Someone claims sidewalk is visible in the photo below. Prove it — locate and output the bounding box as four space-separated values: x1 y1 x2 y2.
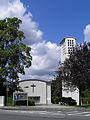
0 104 89 111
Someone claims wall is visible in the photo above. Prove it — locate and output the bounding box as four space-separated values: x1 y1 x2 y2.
62 85 79 105
19 80 47 104
46 83 51 104
0 96 4 106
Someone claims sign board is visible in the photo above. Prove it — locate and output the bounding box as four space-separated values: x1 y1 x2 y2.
13 92 28 101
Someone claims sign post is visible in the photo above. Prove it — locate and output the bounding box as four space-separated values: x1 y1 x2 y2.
13 92 28 106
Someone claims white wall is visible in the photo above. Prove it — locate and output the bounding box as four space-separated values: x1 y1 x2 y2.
19 80 51 104
62 86 79 105
0 96 4 106
46 83 51 104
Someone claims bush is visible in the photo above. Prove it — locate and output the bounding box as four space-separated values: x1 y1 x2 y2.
60 97 76 106
15 100 27 106
7 96 14 106
52 96 61 104
81 97 90 105
28 98 35 106
15 98 35 106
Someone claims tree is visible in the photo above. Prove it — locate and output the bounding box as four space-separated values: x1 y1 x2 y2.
0 17 32 95
58 42 90 105
51 75 62 104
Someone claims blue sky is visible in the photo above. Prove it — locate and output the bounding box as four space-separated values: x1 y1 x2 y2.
21 0 90 44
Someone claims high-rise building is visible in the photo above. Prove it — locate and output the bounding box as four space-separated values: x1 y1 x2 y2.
60 37 79 105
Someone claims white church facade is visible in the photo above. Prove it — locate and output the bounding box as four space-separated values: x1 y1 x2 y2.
19 79 51 105
60 37 79 105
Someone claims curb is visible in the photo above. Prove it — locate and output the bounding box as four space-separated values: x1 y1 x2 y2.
0 105 89 111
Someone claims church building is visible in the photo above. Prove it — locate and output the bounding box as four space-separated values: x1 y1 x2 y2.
60 37 79 105
19 79 51 105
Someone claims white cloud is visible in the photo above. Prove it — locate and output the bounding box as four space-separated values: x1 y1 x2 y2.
0 0 43 44
19 41 60 80
84 24 90 42
0 0 60 80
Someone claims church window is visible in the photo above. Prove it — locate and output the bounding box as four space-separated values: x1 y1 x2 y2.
24 86 29 88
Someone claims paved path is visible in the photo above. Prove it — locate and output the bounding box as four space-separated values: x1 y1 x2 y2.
1 104 90 111
0 108 90 120
2 109 90 117
0 110 90 120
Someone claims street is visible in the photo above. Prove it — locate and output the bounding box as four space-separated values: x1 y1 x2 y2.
0 109 90 120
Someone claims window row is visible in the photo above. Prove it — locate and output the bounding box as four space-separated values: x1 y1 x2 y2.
68 39 74 46
68 47 74 54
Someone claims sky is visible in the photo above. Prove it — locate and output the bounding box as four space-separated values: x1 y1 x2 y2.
0 0 90 80
22 0 90 44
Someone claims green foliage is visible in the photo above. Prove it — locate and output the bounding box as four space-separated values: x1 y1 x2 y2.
7 96 14 106
83 88 90 98
81 97 90 105
82 88 90 105
6 96 35 106
0 17 32 95
14 98 35 106
60 97 77 106
28 97 35 106
57 42 90 105
51 77 62 104
63 42 90 90
15 100 27 106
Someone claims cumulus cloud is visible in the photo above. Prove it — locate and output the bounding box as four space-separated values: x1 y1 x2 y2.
84 24 90 42
19 41 60 80
0 0 60 80
0 0 43 44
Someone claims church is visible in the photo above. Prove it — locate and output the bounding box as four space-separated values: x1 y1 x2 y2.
19 79 51 105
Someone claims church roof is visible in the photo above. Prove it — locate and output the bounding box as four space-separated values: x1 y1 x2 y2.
60 37 76 45
19 79 51 84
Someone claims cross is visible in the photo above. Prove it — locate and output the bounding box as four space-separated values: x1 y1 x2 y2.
31 84 36 93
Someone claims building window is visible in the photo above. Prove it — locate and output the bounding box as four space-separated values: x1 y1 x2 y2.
24 86 29 88
68 47 70 54
72 40 74 45
70 40 72 46
68 50 70 54
68 47 74 54
29 96 40 103
68 42 69 46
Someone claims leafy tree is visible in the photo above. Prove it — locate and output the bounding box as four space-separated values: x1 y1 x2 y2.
58 42 90 105
83 88 90 98
0 17 32 95
51 76 62 104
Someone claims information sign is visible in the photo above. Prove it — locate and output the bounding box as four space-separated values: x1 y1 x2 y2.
13 92 28 101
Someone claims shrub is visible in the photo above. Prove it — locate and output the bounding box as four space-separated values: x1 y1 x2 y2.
28 97 35 106
52 96 61 104
60 97 76 106
15 98 35 106
7 96 14 106
15 100 27 106
81 97 90 105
